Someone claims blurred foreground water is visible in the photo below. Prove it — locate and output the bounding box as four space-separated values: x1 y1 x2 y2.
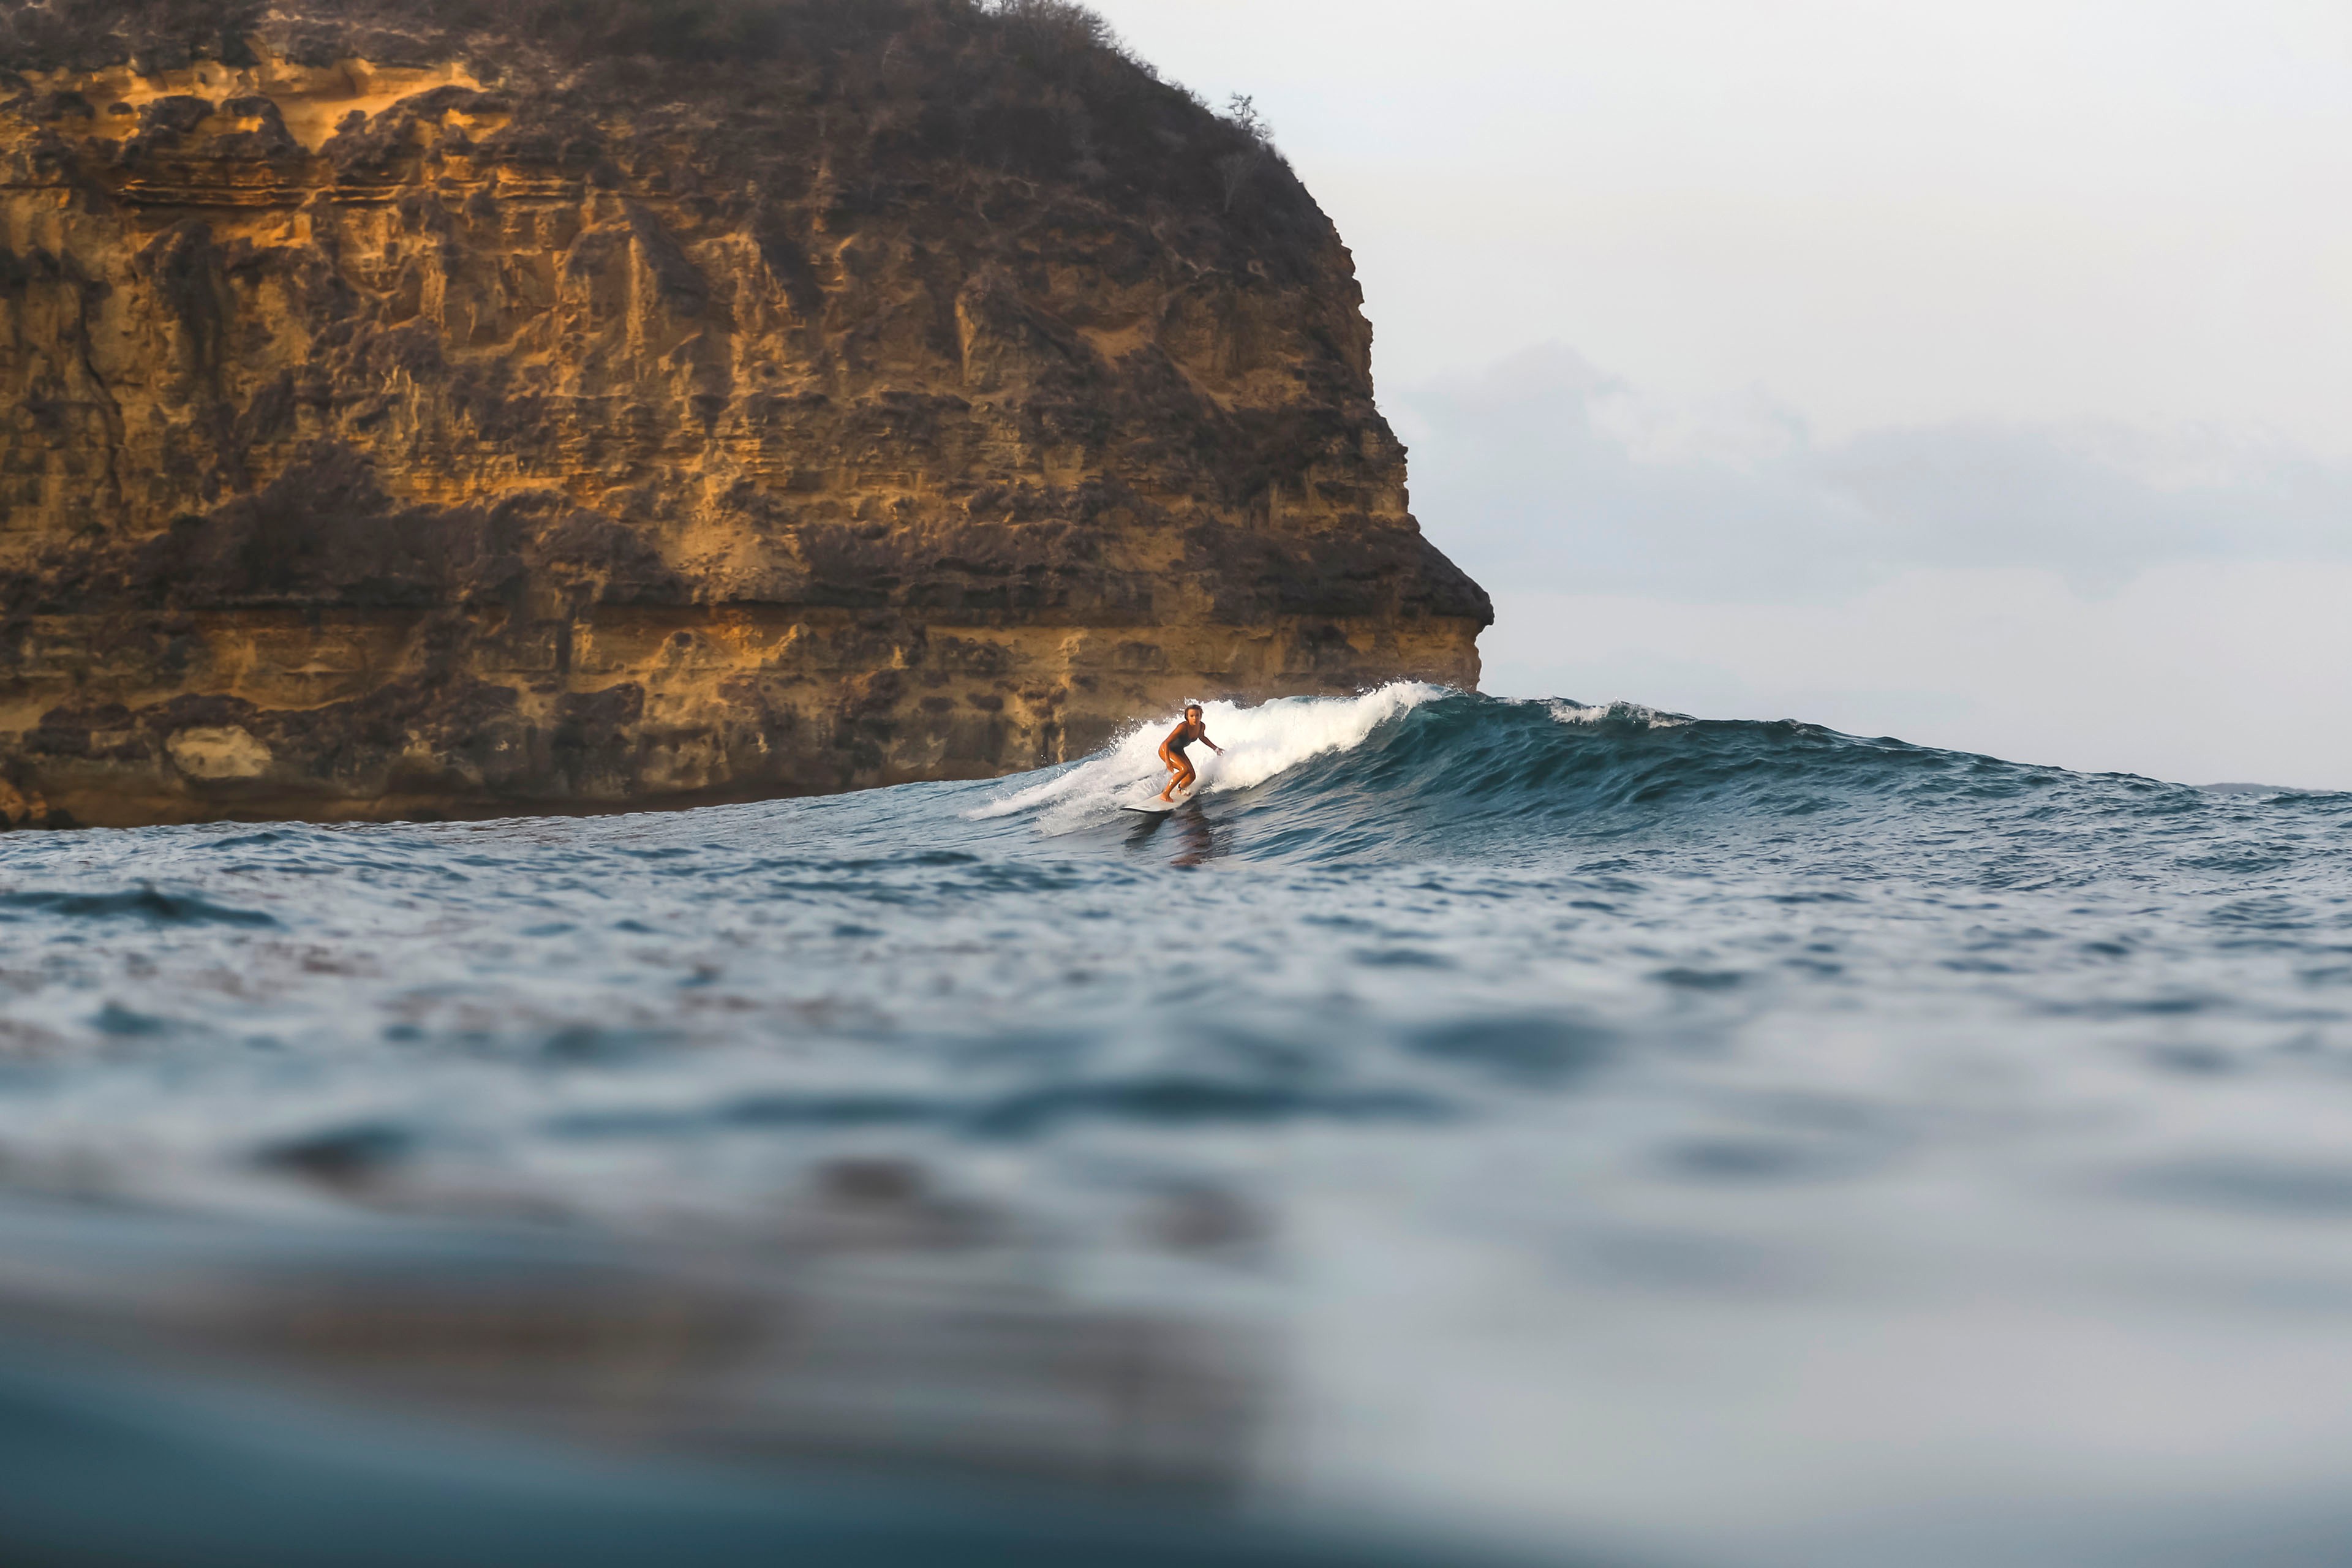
4 686 2351 1566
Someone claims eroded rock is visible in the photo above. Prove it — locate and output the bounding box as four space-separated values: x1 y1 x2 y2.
0 0 1490 826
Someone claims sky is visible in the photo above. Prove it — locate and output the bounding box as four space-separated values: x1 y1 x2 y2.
1084 0 2352 786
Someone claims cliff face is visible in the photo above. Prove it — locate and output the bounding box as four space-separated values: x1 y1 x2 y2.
0 0 1488 827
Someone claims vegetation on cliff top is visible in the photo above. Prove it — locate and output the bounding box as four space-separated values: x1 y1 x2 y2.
0 0 1311 268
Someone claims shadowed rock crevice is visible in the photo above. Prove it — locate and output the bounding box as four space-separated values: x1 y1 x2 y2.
0 0 1488 826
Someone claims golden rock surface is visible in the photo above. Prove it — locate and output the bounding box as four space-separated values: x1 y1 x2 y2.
0 9 1488 826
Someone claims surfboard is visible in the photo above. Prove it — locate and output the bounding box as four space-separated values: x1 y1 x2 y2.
1120 786 1195 815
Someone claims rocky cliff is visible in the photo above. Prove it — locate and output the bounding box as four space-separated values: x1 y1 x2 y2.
0 0 1488 827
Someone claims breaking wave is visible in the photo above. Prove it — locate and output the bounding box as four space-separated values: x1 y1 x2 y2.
967 682 1447 829
959 684 2305 866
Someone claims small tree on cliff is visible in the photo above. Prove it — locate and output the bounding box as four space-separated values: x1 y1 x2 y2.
989 0 1123 54
1216 93 1273 212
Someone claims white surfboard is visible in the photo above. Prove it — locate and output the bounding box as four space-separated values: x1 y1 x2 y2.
1120 785 1196 815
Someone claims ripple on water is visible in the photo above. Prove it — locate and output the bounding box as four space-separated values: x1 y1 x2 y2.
0 690 2348 1564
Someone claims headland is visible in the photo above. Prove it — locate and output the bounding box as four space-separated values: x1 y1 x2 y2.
0 0 1488 826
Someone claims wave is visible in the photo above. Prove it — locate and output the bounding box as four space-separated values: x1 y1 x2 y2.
0 887 279 928
967 682 1448 829
960 686 2349 863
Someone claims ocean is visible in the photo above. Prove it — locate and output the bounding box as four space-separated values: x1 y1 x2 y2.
2 684 2350 1566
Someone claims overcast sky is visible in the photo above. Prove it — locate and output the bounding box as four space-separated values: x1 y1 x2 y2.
1086 0 2352 786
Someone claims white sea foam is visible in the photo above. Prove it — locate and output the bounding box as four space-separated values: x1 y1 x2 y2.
1545 698 1692 729
968 682 1448 829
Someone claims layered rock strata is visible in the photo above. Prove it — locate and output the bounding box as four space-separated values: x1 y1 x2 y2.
0 1 1488 826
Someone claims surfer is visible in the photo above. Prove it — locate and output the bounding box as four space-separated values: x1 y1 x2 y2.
1156 704 1224 803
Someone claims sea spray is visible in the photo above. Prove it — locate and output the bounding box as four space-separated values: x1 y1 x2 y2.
968 682 1449 830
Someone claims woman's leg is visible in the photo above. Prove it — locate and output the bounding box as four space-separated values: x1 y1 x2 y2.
1160 752 1196 801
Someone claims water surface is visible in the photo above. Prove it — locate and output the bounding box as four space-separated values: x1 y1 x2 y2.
4 686 2350 1566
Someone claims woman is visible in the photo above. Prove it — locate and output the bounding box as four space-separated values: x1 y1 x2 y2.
1156 703 1224 803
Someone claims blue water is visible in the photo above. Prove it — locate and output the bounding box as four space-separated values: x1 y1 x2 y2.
4 685 2352 1566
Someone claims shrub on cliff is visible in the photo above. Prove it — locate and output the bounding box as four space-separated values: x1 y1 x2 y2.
0 0 1309 264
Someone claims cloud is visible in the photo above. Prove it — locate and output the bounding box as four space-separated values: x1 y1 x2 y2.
1393 345 2352 600
1478 564 2352 788
1390 345 2352 785
1093 0 2352 450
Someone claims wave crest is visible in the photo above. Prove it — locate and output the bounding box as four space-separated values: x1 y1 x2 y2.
968 683 1449 829
1546 698 1692 729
